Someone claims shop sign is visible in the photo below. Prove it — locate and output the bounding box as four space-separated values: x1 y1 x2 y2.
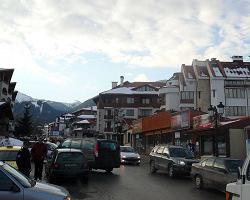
193 114 213 129
171 110 190 130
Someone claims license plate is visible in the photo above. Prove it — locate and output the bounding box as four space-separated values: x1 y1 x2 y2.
65 164 78 167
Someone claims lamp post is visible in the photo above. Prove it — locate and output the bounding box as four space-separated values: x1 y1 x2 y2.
207 102 225 156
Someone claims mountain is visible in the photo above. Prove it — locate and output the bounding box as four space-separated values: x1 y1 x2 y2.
14 92 83 124
73 98 96 111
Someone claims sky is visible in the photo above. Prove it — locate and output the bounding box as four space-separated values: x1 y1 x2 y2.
1 0 250 103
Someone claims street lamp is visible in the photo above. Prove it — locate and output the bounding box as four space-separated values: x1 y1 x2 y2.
207 102 225 157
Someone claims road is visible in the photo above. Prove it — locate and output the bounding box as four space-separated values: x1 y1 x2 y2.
53 162 225 200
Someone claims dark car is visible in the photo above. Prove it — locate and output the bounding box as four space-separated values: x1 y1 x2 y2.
191 157 243 191
45 148 89 183
59 138 120 172
149 145 198 178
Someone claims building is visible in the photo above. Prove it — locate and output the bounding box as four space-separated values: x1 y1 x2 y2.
0 68 18 137
93 76 166 141
160 56 250 118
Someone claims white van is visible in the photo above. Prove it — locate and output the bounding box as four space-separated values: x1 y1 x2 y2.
226 154 250 200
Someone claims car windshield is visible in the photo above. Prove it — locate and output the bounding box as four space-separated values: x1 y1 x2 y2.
0 151 18 161
226 160 244 173
121 147 135 153
169 148 194 158
3 163 33 188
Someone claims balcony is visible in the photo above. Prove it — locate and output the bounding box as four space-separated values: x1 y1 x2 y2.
104 128 113 132
104 115 114 119
180 99 194 104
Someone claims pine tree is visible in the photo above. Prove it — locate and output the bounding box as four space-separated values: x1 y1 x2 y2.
16 104 33 137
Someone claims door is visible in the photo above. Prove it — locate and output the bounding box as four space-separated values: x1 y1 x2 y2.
212 158 228 191
154 146 164 169
0 170 23 200
160 147 170 170
201 157 216 186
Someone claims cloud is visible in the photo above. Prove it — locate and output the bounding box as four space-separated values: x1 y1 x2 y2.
133 74 150 82
0 0 249 77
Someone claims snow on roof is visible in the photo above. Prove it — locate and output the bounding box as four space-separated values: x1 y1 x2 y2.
31 101 40 108
213 67 223 77
63 113 75 117
77 120 90 124
224 67 250 78
77 115 96 119
220 119 241 125
101 87 159 95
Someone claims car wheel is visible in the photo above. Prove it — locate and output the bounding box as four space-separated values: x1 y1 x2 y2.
105 168 113 173
195 175 203 189
168 165 175 178
150 161 156 173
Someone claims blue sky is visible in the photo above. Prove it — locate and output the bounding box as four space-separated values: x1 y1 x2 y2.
1 0 250 103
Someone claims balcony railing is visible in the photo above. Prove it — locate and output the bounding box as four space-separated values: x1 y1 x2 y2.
180 99 194 103
104 115 114 119
104 128 113 132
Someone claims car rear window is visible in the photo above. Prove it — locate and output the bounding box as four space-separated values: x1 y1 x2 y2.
0 151 18 161
99 141 118 151
70 140 82 149
120 147 135 152
169 148 193 158
226 160 244 173
57 152 83 163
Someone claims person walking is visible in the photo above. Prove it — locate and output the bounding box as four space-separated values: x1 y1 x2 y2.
31 138 47 180
16 141 31 177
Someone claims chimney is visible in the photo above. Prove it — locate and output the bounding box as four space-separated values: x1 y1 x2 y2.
112 82 118 89
120 76 124 86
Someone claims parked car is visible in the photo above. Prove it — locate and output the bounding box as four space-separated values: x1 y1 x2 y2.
149 145 198 178
0 161 71 200
0 146 21 169
191 157 243 192
59 138 120 172
45 148 89 183
28 141 58 159
120 146 140 165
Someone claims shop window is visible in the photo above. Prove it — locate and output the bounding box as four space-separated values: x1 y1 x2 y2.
217 135 226 156
226 106 246 116
203 136 213 155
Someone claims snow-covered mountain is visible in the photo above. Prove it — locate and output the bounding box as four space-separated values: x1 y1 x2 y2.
14 92 84 123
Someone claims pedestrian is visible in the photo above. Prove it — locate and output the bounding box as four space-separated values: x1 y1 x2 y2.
31 138 47 180
16 141 31 177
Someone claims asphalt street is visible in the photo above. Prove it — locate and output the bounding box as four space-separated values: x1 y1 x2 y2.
52 162 225 200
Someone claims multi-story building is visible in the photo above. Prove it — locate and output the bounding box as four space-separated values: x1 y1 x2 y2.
0 68 18 136
160 56 250 118
93 76 166 140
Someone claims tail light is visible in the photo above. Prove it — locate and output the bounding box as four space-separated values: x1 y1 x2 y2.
94 143 99 157
52 163 60 169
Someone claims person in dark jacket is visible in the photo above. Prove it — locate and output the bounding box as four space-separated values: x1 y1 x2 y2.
16 141 31 177
31 138 47 180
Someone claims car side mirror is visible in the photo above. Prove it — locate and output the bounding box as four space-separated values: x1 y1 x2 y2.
11 184 20 193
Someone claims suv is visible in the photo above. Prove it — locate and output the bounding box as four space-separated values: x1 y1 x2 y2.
149 145 198 178
59 138 120 172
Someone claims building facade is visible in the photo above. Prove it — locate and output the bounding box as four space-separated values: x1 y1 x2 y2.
94 76 166 140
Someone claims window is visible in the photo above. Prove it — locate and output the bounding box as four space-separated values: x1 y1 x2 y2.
156 146 164 154
198 91 201 99
139 109 152 117
151 146 159 153
105 121 112 128
163 147 170 156
203 135 213 155
217 135 226 156
213 158 225 171
142 98 150 104
62 140 71 148
0 170 13 191
105 109 112 116
180 91 194 100
205 158 215 167
226 106 246 116
70 140 82 149
225 80 245 86
225 88 245 98
99 141 118 151
127 97 134 104
212 90 216 98
126 109 134 116
115 97 119 104
136 86 155 91
0 151 18 161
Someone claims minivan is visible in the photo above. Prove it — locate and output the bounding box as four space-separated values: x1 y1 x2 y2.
59 138 120 172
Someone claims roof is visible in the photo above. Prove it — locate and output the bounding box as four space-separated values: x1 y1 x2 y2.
194 65 210 78
182 65 196 80
0 146 21 151
77 115 96 119
77 120 90 124
73 128 83 131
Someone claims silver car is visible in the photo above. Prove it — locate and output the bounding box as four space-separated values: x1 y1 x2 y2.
0 161 71 200
120 146 141 165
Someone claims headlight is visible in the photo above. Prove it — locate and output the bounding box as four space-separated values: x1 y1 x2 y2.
122 155 126 158
177 161 185 166
137 156 141 159
64 196 71 200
